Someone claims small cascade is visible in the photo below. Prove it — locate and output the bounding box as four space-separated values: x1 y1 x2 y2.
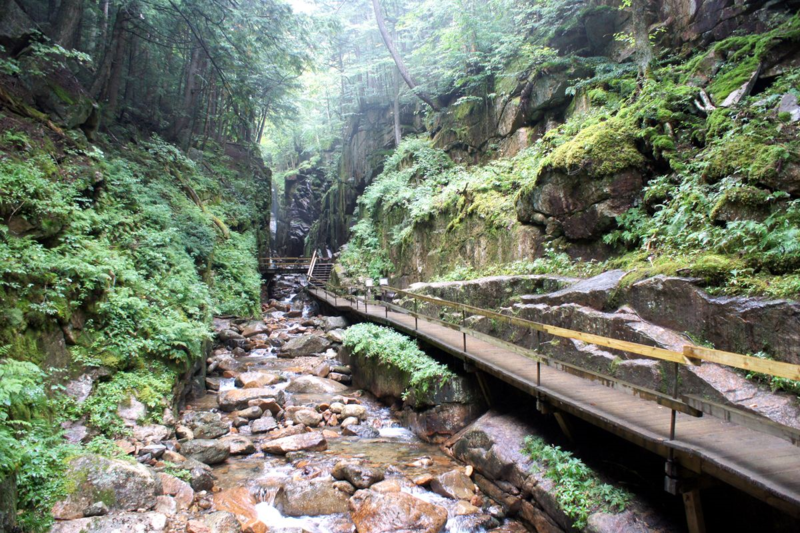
270 177 280 244
218 378 236 391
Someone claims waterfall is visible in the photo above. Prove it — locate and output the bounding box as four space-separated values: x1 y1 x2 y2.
270 175 280 247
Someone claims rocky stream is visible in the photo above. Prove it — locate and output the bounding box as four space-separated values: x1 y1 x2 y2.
49 275 531 533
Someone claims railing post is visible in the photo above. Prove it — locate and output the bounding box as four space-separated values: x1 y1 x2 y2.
414 298 418 330
665 361 680 495
670 361 679 441
462 309 467 352
365 289 369 314
384 289 388 318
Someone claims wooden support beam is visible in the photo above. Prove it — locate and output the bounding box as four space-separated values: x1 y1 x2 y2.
554 411 576 442
683 488 707 533
475 371 492 407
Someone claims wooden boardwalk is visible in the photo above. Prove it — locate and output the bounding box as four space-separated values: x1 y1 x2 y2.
308 287 800 519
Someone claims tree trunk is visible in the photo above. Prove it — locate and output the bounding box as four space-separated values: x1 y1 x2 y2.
256 106 268 144
51 0 84 48
631 0 654 75
90 4 129 100
393 68 402 147
101 0 109 39
171 43 203 143
371 0 440 111
0 474 16 532
103 9 131 119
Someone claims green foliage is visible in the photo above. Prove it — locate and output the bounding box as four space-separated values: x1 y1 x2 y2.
358 136 454 219
746 352 800 397
211 232 262 316
338 218 395 283
704 13 800 101
0 359 47 476
0 121 266 525
0 359 133 532
433 248 601 282
14 428 74 532
522 436 629 529
0 126 262 369
343 323 455 398
350 136 543 265
162 461 193 483
79 364 176 436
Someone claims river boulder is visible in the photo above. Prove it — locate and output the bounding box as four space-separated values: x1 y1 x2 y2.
250 415 279 434
203 511 243 533
241 321 270 337
349 489 448 533
218 387 285 411
193 421 230 440
276 478 350 516
262 431 327 455
279 335 331 357
51 455 160 520
430 470 476 500
181 439 230 465
157 473 194 510
49 512 168 533
236 371 281 388
332 461 385 489
284 375 348 394
289 407 323 427
322 316 349 331
221 435 256 455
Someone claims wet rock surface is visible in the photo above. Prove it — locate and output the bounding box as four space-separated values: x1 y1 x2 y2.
51 455 161 519
349 489 448 533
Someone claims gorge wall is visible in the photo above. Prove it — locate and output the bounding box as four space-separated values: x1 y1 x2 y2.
307 0 800 290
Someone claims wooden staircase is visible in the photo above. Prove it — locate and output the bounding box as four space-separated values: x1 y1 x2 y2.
307 251 333 288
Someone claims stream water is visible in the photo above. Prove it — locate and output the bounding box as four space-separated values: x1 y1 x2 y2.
182 274 527 533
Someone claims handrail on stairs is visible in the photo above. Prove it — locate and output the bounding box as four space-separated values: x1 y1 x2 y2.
306 250 318 278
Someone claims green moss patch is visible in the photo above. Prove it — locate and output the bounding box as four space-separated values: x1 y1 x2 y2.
544 117 645 177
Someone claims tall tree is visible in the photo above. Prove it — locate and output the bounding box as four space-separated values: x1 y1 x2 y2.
371 0 440 111
50 0 84 48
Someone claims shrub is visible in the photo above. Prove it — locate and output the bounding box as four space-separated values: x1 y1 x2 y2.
522 436 629 529
343 323 455 398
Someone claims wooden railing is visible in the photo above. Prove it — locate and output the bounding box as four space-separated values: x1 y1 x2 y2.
384 286 800 381
307 276 800 446
258 256 312 270
306 250 317 277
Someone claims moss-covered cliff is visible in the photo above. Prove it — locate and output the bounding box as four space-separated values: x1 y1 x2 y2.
332 4 800 301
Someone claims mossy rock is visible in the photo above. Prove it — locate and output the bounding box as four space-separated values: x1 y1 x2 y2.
544 118 645 177
52 454 160 519
703 134 791 184
710 185 772 222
